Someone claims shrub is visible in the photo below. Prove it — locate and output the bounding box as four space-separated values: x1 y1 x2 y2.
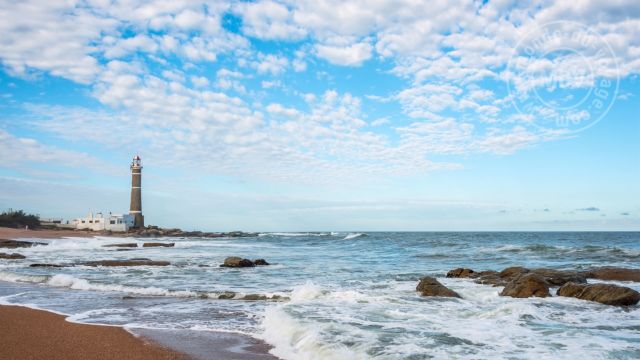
0 209 41 229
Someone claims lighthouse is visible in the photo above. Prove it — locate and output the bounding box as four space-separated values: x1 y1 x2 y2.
129 155 144 228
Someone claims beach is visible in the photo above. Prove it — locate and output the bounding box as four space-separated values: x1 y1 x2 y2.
0 305 186 360
0 227 109 239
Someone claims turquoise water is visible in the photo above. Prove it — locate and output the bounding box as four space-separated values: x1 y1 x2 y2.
1 232 639 359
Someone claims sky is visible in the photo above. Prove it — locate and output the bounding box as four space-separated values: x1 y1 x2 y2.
0 0 639 231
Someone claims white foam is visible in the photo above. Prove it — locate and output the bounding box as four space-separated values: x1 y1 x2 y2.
261 307 370 360
289 281 323 302
343 233 366 240
46 274 199 298
0 270 48 284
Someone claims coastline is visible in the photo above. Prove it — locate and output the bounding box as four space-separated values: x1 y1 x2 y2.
0 227 112 239
0 304 188 360
0 303 279 360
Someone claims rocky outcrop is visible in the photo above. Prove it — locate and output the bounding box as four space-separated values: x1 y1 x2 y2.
500 274 550 298
530 269 586 286
416 277 461 298
253 259 269 266
446 268 475 278
221 257 255 268
218 292 236 299
557 282 640 306
30 263 64 268
499 266 530 279
82 258 170 267
0 239 47 248
103 243 138 248
127 227 259 238
142 242 175 248
0 252 25 259
583 267 640 282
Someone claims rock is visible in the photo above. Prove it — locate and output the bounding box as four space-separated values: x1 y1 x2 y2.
103 243 138 248
584 267 640 282
530 269 587 286
446 268 475 278
0 252 26 259
241 294 268 301
142 242 175 248
500 274 550 298
499 266 530 279
83 259 170 267
218 292 236 300
253 259 269 266
0 239 48 248
416 276 461 298
29 263 64 268
557 282 640 306
220 257 255 268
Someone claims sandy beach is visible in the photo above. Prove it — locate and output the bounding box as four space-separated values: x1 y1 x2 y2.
0 227 111 239
0 305 188 360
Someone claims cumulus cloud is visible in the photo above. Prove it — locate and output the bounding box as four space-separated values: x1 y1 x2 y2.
315 41 373 66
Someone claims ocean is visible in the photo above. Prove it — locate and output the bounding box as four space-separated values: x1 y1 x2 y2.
1 232 639 359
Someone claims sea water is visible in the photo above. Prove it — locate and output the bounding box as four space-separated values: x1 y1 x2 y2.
1 232 639 359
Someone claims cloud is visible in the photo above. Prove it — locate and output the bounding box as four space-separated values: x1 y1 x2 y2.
315 41 372 66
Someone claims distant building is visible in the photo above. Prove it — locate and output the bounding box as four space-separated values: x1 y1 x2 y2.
72 212 134 232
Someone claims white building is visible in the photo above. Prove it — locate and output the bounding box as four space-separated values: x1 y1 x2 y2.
73 212 134 232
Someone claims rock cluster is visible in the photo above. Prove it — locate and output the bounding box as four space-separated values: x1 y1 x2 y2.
0 252 26 259
82 258 171 267
442 265 640 306
142 242 175 248
416 276 461 298
220 257 270 268
103 243 138 248
127 227 258 238
0 239 47 248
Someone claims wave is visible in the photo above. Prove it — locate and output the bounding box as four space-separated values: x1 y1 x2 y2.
260 232 336 237
343 233 366 240
261 307 370 360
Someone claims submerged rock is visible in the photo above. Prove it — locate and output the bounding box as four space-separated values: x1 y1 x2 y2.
0 252 26 259
583 267 640 282
82 259 170 267
142 242 175 248
557 282 640 306
242 294 268 301
253 259 269 266
103 243 138 248
500 274 550 298
29 263 64 268
499 266 530 279
221 257 255 268
416 277 461 298
0 239 47 248
218 292 236 300
446 268 475 278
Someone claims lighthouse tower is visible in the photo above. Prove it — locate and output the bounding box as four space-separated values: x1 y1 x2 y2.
129 155 144 228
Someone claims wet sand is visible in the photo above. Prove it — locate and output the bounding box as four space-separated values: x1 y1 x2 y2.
0 305 188 360
0 226 111 239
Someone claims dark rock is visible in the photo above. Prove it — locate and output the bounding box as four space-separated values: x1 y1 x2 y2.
500 274 550 298
253 259 269 266
221 257 255 268
446 268 475 278
0 252 26 259
218 292 236 300
242 294 268 301
82 259 170 267
142 242 175 248
557 282 640 306
530 269 587 286
0 239 47 248
499 266 530 279
416 276 461 298
103 243 138 248
472 271 504 286
29 263 64 268
583 267 640 282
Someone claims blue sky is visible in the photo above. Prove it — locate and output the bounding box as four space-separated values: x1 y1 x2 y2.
0 0 638 231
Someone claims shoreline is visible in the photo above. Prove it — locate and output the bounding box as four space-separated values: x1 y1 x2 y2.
0 303 279 360
0 304 189 360
0 226 114 239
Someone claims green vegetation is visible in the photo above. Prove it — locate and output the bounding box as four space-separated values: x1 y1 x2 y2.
0 209 41 229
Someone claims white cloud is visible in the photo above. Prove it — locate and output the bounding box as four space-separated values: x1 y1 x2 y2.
315 41 373 66
236 1 307 40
